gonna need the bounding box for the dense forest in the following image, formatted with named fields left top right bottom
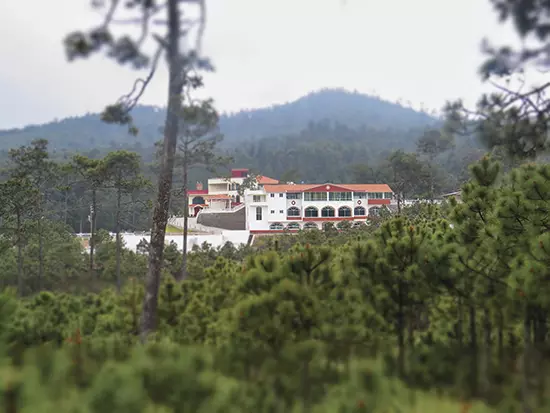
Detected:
left=2, top=158, right=550, bottom=412
left=2, top=0, right=550, bottom=412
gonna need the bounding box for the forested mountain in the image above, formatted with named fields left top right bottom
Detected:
left=218, top=88, right=438, bottom=142
left=0, top=88, right=481, bottom=192
left=0, top=88, right=438, bottom=151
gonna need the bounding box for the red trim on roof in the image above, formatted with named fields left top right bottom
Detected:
left=303, top=184, right=354, bottom=193
left=263, top=183, right=393, bottom=193
left=368, top=199, right=391, bottom=205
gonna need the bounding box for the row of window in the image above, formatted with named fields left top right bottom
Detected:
left=269, top=221, right=367, bottom=230
left=267, top=192, right=391, bottom=200
left=370, top=192, right=393, bottom=199
left=256, top=206, right=368, bottom=220
left=300, top=205, right=362, bottom=217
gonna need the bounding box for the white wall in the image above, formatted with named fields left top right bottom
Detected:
left=244, top=190, right=269, bottom=231
left=247, top=205, right=268, bottom=231
left=118, top=230, right=250, bottom=253
left=267, top=192, right=287, bottom=223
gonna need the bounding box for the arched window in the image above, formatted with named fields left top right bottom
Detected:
left=286, top=222, right=301, bottom=231
left=192, top=196, right=205, bottom=204
left=338, top=206, right=352, bottom=217
left=287, top=206, right=300, bottom=217
left=303, top=222, right=318, bottom=230
left=304, top=206, right=318, bottom=217
left=369, top=207, right=381, bottom=217
left=354, top=206, right=366, bottom=216
left=270, top=223, right=284, bottom=230
left=321, top=206, right=335, bottom=217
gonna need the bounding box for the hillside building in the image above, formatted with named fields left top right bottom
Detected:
left=182, top=168, right=394, bottom=232
left=187, top=169, right=279, bottom=217
left=244, top=183, right=393, bottom=233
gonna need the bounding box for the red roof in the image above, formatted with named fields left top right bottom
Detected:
left=263, top=183, right=393, bottom=193
left=257, top=175, right=279, bottom=184
left=188, top=189, right=208, bottom=195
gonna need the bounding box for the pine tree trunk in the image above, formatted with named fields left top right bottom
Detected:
left=397, top=281, right=405, bottom=378
left=534, top=308, right=546, bottom=407
left=397, top=192, right=402, bottom=214
left=16, top=211, right=23, bottom=297
left=38, top=217, right=44, bottom=292
left=497, top=308, right=504, bottom=363
left=521, top=307, right=532, bottom=413
left=140, top=0, right=184, bottom=342
left=408, top=309, right=415, bottom=348
left=64, top=181, right=69, bottom=224
left=457, top=296, right=463, bottom=348
left=89, top=190, right=97, bottom=278
left=179, top=154, right=189, bottom=281
left=480, top=306, right=491, bottom=396
left=115, top=187, right=122, bottom=293
left=469, top=304, right=478, bottom=397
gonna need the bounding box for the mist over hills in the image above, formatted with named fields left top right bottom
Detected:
left=0, top=88, right=439, bottom=152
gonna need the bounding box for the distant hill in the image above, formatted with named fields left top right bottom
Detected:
left=0, top=88, right=438, bottom=151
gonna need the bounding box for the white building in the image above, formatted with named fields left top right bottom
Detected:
left=244, top=183, right=394, bottom=233
left=187, top=169, right=279, bottom=217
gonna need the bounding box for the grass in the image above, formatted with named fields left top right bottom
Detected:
left=166, top=224, right=184, bottom=233
left=165, top=224, right=201, bottom=234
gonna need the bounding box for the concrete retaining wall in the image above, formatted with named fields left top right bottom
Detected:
left=196, top=206, right=246, bottom=231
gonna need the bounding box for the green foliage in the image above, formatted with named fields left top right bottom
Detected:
left=2, top=155, right=550, bottom=411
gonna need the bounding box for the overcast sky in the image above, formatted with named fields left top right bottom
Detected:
left=0, top=0, right=522, bottom=129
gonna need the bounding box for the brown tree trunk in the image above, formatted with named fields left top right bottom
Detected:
left=89, top=190, right=97, bottom=278
left=179, top=146, right=189, bottom=281
left=140, top=0, right=184, bottom=342
left=397, top=281, right=405, bottom=378
left=480, top=306, right=492, bottom=396
left=457, top=296, right=463, bottom=349
left=37, top=215, right=44, bottom=292
left=115, top=187, right=122, bottom=293
left=469, top=304, right=478, bottom=397
left=16, top=212, right=23, bottom=297
left=521, top=308, right=532, bottom=413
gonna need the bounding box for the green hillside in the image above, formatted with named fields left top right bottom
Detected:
left=0, top=88, right=438, bottom=151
